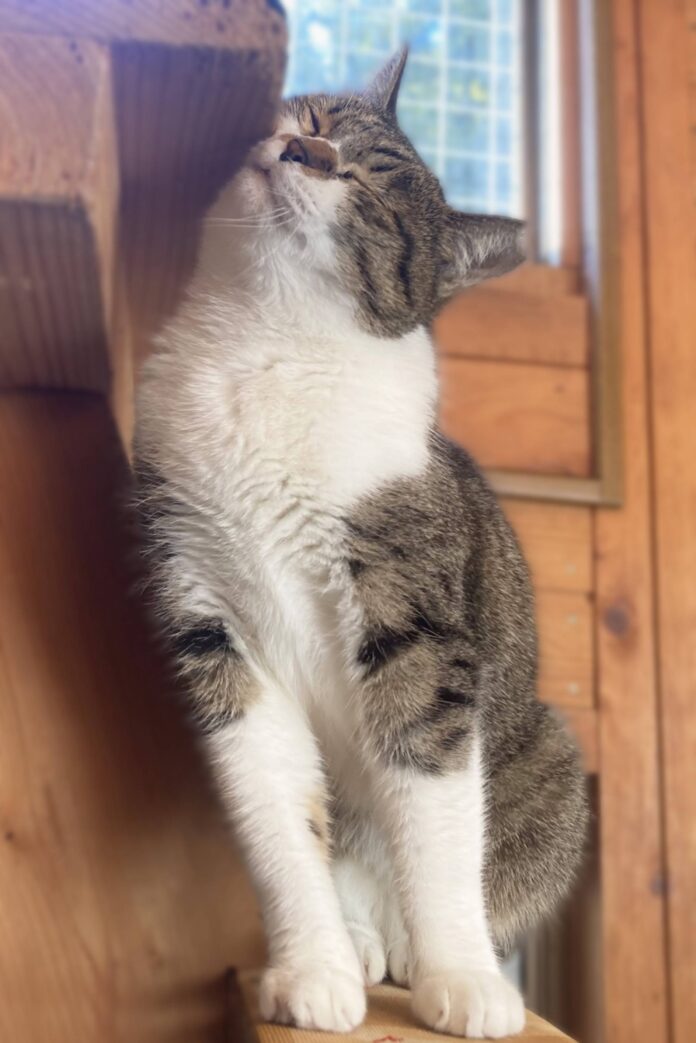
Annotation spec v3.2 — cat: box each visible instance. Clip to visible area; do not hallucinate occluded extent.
[134,48,588,1039]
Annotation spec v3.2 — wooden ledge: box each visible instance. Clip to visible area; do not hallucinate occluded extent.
[233,973,575,1043]
[0,0,287,51]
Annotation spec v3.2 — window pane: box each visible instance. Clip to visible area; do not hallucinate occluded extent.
[450,0,493,18]
[448,24,491,64]
[347,12,392,54]
[448,66,492,108]
[447,111,489,152]
[400,105,440,149]
[402,60,442,103]
[283,0,525,218]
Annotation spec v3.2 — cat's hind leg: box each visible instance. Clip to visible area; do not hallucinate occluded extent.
[332,856,387,986]
[332,835,410,987]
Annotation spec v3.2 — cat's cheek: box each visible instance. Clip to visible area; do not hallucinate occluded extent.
[235,168,271,212]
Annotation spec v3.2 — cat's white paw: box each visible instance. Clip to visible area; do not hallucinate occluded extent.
[259,964,367,1033]
[412,969,525,1039]
[347,923,387,986]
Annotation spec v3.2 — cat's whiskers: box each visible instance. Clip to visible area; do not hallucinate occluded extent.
[204,206,291,228]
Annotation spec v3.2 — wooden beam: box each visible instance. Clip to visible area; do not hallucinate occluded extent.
[0,35,116,391]
[110,37,285,445]
[593,1,670,1040]
[0,2,287,442]
[640,0,696,1039]
[0,0,287,50]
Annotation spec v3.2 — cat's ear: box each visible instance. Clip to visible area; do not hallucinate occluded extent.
[364,46,409,116]
[437,211,526,304]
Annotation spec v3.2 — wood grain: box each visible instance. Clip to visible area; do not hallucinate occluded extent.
[0,34,108,200]
[238,976,576,1042]
[440,359,591,478]
[537,591,594,710]
[593,0,670,1040]
[111,37,285,448]
[0,4,286,420]
[0,35,116,392]
[435,286,589,368]
[501,500,593,594]
[640,0,696,1038]
[0,394,263,1043]
[556,709,598,776]
[485,263,581,297]
[0,0,287,50]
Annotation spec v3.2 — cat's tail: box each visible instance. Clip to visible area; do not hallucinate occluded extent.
[483,703,590,956]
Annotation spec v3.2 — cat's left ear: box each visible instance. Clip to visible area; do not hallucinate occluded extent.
[437,211,526,305]
[364,46,409,116]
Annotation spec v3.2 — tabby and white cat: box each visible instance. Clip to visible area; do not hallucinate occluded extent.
[135,50,588,1038]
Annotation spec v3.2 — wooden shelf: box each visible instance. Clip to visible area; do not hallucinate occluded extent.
[0,0,287,446]
[234,974,576,1042]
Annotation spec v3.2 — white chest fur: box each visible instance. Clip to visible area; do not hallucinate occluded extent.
[137,290,437,728]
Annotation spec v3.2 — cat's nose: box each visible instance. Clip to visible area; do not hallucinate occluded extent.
[279,136,337,176]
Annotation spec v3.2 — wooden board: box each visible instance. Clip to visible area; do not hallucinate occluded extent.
[0,0,287,50]
[485,263,581,297]
[536,591,594,709]
[110,36,284,446]
[556,708,598,776]
[0,35,116,392]
[593,1,670,1040]
[0,394,263,1043]
[0,6,286,432]
[435,286,589,368]
[639,0,696,1038]
[237,976,576,1043]
[501,500,593,594]
[440,359,591,478]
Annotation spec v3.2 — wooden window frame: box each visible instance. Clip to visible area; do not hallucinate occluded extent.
[448,0,622,508]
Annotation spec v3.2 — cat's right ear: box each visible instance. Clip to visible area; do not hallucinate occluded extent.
[437,211,527,306]
[364,46,409,116]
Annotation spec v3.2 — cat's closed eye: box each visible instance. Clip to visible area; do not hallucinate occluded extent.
[305,106,320,136]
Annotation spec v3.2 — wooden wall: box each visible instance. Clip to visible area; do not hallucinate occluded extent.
[437,3,696,1041]
[1,1,695,1041]
[0,395,263,1043]
[640,2,696,1040]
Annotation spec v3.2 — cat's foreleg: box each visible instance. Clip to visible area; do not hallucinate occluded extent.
[174,618,366,1032]
[374,734,525,1039]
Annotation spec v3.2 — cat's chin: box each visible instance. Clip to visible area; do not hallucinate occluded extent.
[227,165,276,217]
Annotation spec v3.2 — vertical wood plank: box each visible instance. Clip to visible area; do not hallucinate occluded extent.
[640,0,696,1039]
[593,1,670,1041]
[0,35,117,392]
[0,394,263,1043]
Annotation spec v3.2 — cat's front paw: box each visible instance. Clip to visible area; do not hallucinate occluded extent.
[259,964,367,1033]
[412,969,525,1039]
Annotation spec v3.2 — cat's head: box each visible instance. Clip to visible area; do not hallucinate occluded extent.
[211,47,525,336]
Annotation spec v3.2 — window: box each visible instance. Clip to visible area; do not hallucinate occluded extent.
[284,1,621,507]
[283,0,566,261]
